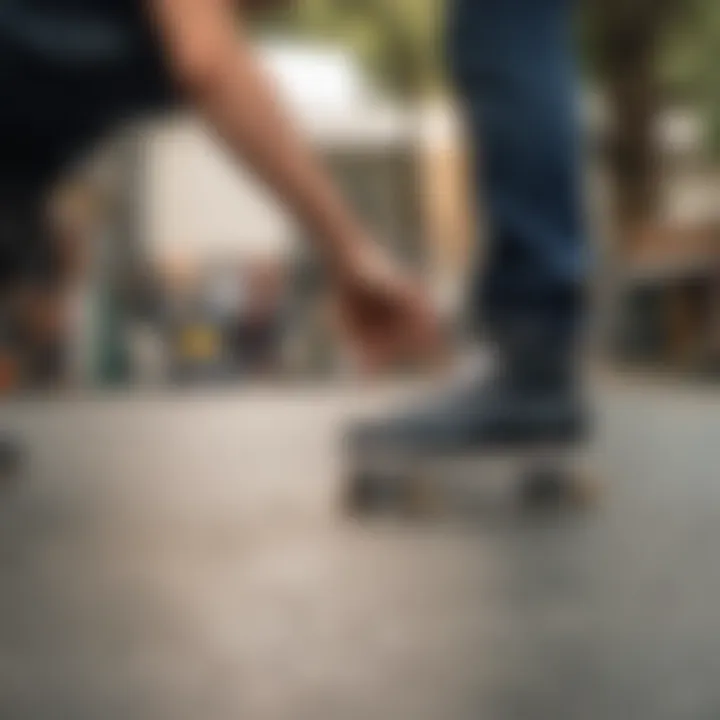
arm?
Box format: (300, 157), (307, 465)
(150, 0), (367, 276)
(150, 0), (440, 370)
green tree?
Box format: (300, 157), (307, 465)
(584, 0), (687, 247)
(660, 0), (720, 154)
(264, 0), (720, 249)
(262, 0), (444, 98)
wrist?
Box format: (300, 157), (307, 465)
(321, 224), (372, 283)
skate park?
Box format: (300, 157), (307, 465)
(3, 6), (720, 719)
(2, 378), (720, 719)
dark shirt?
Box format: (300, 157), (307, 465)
(0, 0), (177, 186)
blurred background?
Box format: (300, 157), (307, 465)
(4, 3), (720, 720)
(7, 0), (720, 391)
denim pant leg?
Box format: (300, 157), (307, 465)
(448, 0), (587, 349)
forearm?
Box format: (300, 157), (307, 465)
(154, 1), (367, 273)
(196, 42), (365, 269)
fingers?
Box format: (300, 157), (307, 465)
(394, 285), (446, 368)
(331, 268), (446, 376)
(328, 293), (388, 376)
(358, 297), (445, 375)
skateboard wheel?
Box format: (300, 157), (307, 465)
(344, 469), (385, 515)
(519, 466), (596, 510)
(401, 471), (437, 517)
(344, 464), (433, 517)
(566, 471), (601, 508)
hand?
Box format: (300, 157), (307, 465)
(332, 242), (443, 374)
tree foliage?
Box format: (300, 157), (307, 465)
(262, 0), (720, 239)
(266, 0), (719, 127)
(261, 0), (444, 97)
(659, 0), (720, 153)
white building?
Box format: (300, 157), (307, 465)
(137, 40), (424, 268)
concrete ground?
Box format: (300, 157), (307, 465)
(1, 380), (720, 720)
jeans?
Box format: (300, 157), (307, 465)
(448, 0), (587, 350)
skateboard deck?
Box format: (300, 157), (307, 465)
(343, 444), (598, 517)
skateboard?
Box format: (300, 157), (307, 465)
(343, 443), (597, 517)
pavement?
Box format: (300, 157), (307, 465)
(1, 380), (720, 720)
